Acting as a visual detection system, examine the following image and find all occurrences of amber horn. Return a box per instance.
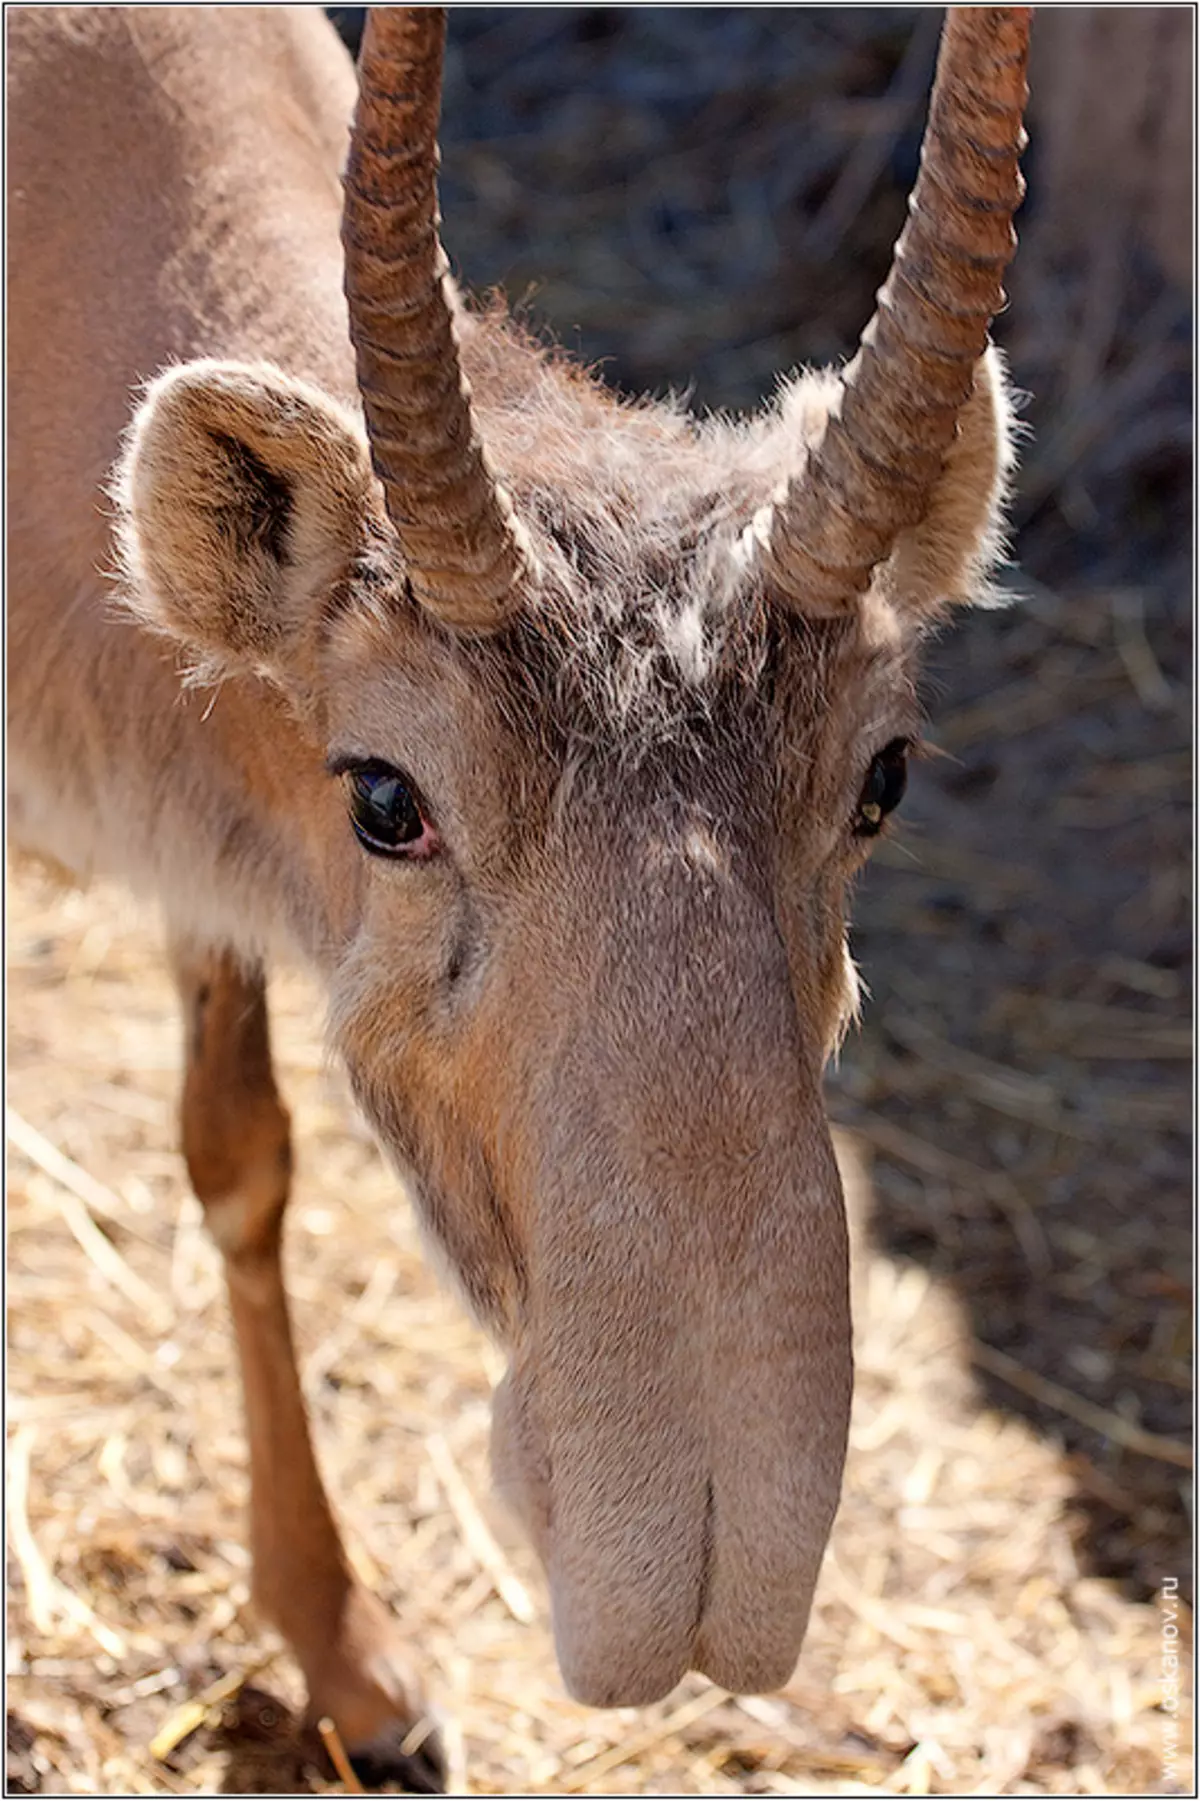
[342,7,535,632]
[760,6,1030,617]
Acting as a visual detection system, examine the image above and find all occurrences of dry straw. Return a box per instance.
[7,10,1190,1797]
[7,867,1189,1795]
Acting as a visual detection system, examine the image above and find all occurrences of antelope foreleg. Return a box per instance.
[169,939,445,1791]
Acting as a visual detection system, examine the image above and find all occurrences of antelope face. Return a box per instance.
[117,3,1026,1713]
[314,513,914,1705]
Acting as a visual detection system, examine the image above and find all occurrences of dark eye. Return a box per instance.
[342,760,434,858]
[854,738,909,838]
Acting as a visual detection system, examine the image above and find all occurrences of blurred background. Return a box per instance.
[8,8,1191,1795]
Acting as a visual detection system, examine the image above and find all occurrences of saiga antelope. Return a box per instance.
[8,6,1029,1788]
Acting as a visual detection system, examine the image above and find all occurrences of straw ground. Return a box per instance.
[7,864,1190,1795]
[8,10,1192,1794]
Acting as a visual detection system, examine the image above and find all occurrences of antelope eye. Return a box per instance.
[342,760,433,857]
[854,738,909,838]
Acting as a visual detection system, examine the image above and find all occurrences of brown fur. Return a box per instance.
[170,942,437,1775]
[118,362,382,684]
[8,3,1016,1758]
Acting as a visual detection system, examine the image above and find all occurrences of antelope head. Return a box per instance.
[117,7,1028,1707]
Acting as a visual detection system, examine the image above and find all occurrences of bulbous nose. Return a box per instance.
[485,815,852,1707]
[492,1075,851,1709]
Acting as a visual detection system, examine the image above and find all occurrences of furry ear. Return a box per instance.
[878,345,1017,618]
[115,360,380,679]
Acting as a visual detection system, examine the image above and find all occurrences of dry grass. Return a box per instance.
[7,17,1192,1793]
[7,866,1191,1796]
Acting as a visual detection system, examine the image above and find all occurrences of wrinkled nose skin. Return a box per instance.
[491,863,853,1708]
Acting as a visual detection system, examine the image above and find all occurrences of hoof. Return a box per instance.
[319,1718,448,1794]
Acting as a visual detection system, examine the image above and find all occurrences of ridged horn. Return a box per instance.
[342,7,535,632]
[759,6,1030,616]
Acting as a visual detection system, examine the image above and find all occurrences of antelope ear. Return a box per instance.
[879,345,1018,618]
[115,359,379,679]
